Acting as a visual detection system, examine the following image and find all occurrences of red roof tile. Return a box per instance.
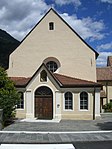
[10,73,101,88]
[10,77,30,87]
[53,73,101,87]
[97,67,112,81]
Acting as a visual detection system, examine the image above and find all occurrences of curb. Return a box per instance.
[0,130,112,134]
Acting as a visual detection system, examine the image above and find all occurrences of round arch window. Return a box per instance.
[46,61,58,72]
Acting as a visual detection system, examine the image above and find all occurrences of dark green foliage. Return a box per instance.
[103,102,112,112]
[0,67,20,126]
[0,29,20,69]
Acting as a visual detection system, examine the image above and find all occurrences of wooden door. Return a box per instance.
[35,95,53,119]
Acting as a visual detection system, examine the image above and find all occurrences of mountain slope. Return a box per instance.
[0,29,20,69]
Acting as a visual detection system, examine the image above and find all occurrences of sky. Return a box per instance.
[0,0,112,67]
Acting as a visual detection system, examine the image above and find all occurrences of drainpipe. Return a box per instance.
[93,86,95,120]
[106,82,108,104]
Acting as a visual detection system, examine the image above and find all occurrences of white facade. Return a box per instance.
[8,9,101,120]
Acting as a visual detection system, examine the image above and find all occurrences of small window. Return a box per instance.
[80,92,88,110]
[46,61,58,72]
[49,22,54,30]
[65,92,73,110]
[40,70,47,82]
[17,92,24,109]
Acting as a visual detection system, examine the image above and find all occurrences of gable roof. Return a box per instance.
[15,8,98,59]
[10,63,61,87]
[10,63,101,88]
[97,67,112,81]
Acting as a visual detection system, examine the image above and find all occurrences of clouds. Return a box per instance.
[0,0,111,67]
[97,42,112,51]
[96,52,112,66]
[96,42,112,66]
[0,0,105,42]
[61,13,105,41]
[54,0,81,7]
[0,0,49,40]
[100,0,112,4]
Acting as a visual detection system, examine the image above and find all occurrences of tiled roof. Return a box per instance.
[53,73,101,87]
[97,67,112,81]
[10,73,101,88]
[10,77,30,87]
[107,56,112,66]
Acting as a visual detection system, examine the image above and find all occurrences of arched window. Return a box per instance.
[17,92,24,109]
[46,61,58,72]
[40,70,47,82]
[43,57,60,73]
[49,22,54,30]
[35,86,53,96]
[80,92,88,110]
[65,92,73,110]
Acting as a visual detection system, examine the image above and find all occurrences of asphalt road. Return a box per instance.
[73,141,112,149]
[0,141,112,149]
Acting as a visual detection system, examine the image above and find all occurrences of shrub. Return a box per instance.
[103,102,112,112]
[0,67,20,126]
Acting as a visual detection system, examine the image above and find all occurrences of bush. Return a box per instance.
[0,67,20,126]
[103,102,112,112]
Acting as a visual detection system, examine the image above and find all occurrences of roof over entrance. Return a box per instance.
[10,63,101,88]
[53,73,101,88]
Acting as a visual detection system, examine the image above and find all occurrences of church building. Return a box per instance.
[7,8,101,120]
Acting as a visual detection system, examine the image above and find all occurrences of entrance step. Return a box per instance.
[20,118,61,123]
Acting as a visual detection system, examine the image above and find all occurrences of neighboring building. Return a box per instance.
[97,56,112,112]
[7,8,101,120]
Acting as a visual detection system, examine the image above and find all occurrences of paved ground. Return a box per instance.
[0,113,112,144]
[0,131,112,144]
[3,114,112,132]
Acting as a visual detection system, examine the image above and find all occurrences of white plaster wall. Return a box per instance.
[26,90,34,118]
[24,66,60,119]
[55,91,61,119]
[61,88,94,120]
[7,9,97,82]
[95,88,101,118]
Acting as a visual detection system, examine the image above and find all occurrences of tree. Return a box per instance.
[0,66,20,126]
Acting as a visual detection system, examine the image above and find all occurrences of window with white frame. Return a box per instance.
[17,92,24,109]
[65,92,73,110]
[80,91,88,110]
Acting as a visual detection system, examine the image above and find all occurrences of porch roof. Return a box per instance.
[10,73,101,88]
[10,77,30,87]
[53,73,102,88]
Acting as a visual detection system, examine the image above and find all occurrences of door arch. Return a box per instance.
[35,86,53,119]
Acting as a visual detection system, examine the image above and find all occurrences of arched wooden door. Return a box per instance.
[35,86,53,119]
